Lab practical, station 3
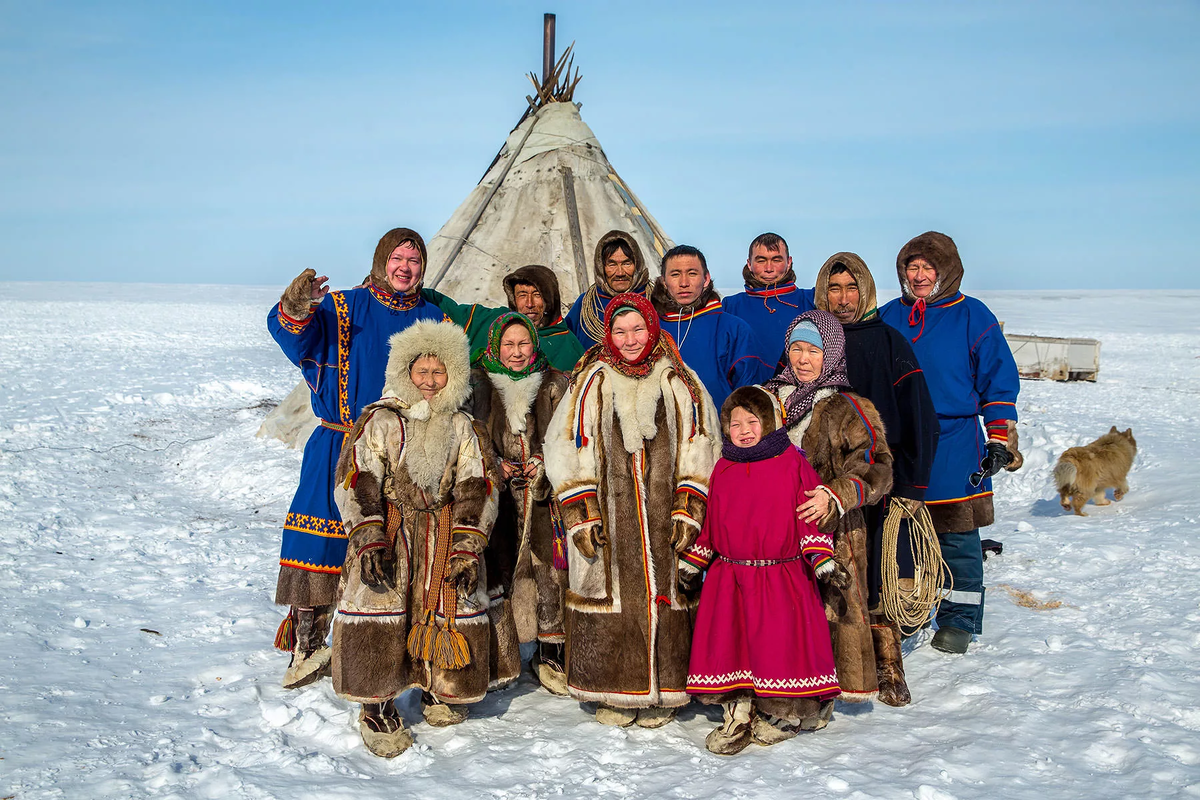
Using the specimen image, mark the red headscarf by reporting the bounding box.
[598,293,702,407]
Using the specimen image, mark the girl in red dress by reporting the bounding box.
[682,386,846,755]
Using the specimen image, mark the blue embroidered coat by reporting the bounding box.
[267,284,447,601]
[722,282,816,373]
[879,293,1018,530]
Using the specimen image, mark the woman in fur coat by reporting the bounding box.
[762,310,895,730]
[683,386,844,755]
[545,293,721,728]
[332,320,499,758]
[470,312,571,694]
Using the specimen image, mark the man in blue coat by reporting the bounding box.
[879,232,1023,654]
[267,227,448,687]
[564,230,653,351]
[650,244,770,410]
[722,232,816,372]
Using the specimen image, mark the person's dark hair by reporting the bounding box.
[661,244,708,275]
[748,232,789,260]
[601,240,634,264]
[510,280,538,293]
[828,261,851,277]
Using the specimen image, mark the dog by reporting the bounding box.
[1054,427,1137,516]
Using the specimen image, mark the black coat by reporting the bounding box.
[842,315,939,501]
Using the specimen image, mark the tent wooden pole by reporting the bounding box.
[543,14,556,86]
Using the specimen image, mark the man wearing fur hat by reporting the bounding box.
[815,252,940,702]
[564,230,654,351]
[333,320,498,756]
[651,244,770,410]
[722,232,817,372]
[879,232,1022,654]
[267,228,449,689]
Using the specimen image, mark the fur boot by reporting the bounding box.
[872,619,911,707]
[635,706,677,729]
[705,699,752,755]
[750,709,800,746]
[535,642,568,696]
[422,692,469,727]
[798,698,835,732]
[595,704,638,727]
[282,605,332,689]
[358,701,413,758]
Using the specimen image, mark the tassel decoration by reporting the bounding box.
[551,505,569,571]
[433,626,471,670]
[274,611,296,652]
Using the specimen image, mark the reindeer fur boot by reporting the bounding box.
[705,698,752,755]
[281,605,332,689]
[422,692,469,727]
[872,619,911,707]
[595,704,637,727]
[634,706,677,729]
[535,642,568,696]
[798,698,835,732]
[358,701,413,758]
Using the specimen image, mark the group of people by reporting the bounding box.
[266,225,1023,758]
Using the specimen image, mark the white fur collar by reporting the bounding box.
[486,371,544,434]
[779,385,838,448]
[602,358,675,454]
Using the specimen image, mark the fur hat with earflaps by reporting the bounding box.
[381,320,471,420]
[370,227,429,296]
[720,386,784,438]
[895,231,964,304]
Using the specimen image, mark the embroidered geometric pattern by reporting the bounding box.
[368,282,420,311]
[284,512,347,539]
[687,670,839,694]
[280,557,342,574]
[660,298,723,322]
[332,291,352,425]
[276,303,311,335]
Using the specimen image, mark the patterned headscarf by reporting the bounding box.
[763,309,851,427]
[477,312,549,379]
[598,293,702,407]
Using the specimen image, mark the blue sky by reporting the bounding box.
[2,1,1197,291]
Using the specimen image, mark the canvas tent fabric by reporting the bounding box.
[259,99,674,449]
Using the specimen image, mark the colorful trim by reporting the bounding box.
[368,282,420,311]
[572,367,603,447]
[559,487,597,507]
[331,291,352,425]
[845,476,866,508]
[985,421,1009,442]
[893,368,923,386]
[675,480,707,500]
[276,303,312,335]
[687,670,839,697]
[279,558,342,574]
[680,550,711,570]
[745,282,798,298]
[981,401,1016,409]
[659,299,722,323]
[283,512,347,539]
[840,392,878,464]
[926,491,994,505]
[347,520,383,537]
[320,418,352,434]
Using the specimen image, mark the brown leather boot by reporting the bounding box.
[872,617,911,707]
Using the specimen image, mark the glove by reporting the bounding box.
[359,547,390,588]
[444,555,478,596]
[670,519,699,554]
[970,441,1014,487]
[571,524,606,560]
[815,558,851,589]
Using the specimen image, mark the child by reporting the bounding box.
[681,386,846,755]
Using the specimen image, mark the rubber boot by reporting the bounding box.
[705,698,752,755]
[359,701,413,758]
[872,618,912,707]
[931,626,972,654]
[282,605,332,689]
[535,641,569,696]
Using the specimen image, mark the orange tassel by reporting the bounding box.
[274,612,296,652]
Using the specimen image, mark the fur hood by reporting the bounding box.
[895,231,963,303]
[381,320,471,419]
[720,385,783,437]
[503,264,563,326]
[741,263,797,290]
[815,251,878,323]
[650,276,720,315]
[370,227,428,296]
[593,230,650,296]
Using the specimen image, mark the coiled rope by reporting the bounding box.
[881,499,950,629]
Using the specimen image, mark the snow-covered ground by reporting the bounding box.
[2,283,1198,799]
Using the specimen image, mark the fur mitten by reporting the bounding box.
[281,268,318,320]
[670,519,699,553]
[1004,420,1024,471]
[571,524,606,559]
[815,558,851,589]
[445,554,478,595]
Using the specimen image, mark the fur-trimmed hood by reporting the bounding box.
[381,320,471,419]
[895,231,963,303]
[815,252,878,324]
[741,263,797,290]
[370,227,428,296]
[650,277,720,315]
[593,230,650,296]
[503,264,563,326]
[720,385,783,437]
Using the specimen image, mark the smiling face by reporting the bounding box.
[728,406,764,448]
[386,242,424,294]
[748,244,792,284]
[603,245,637,293]
[905,256,937,299]
[826,269,860,323]
[511,283,545,326]
[498,322,536,372]
[610,310,650,363]
[409,355,448,400]
[788,341,825,383]
[662,254,711,307]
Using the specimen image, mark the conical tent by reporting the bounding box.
[426,99,672,307]
[258,46,674,448]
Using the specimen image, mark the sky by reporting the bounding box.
[1,1,1197,291]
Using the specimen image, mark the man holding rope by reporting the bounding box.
[814,252,940,704]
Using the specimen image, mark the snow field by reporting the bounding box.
[1,284,1197,799]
